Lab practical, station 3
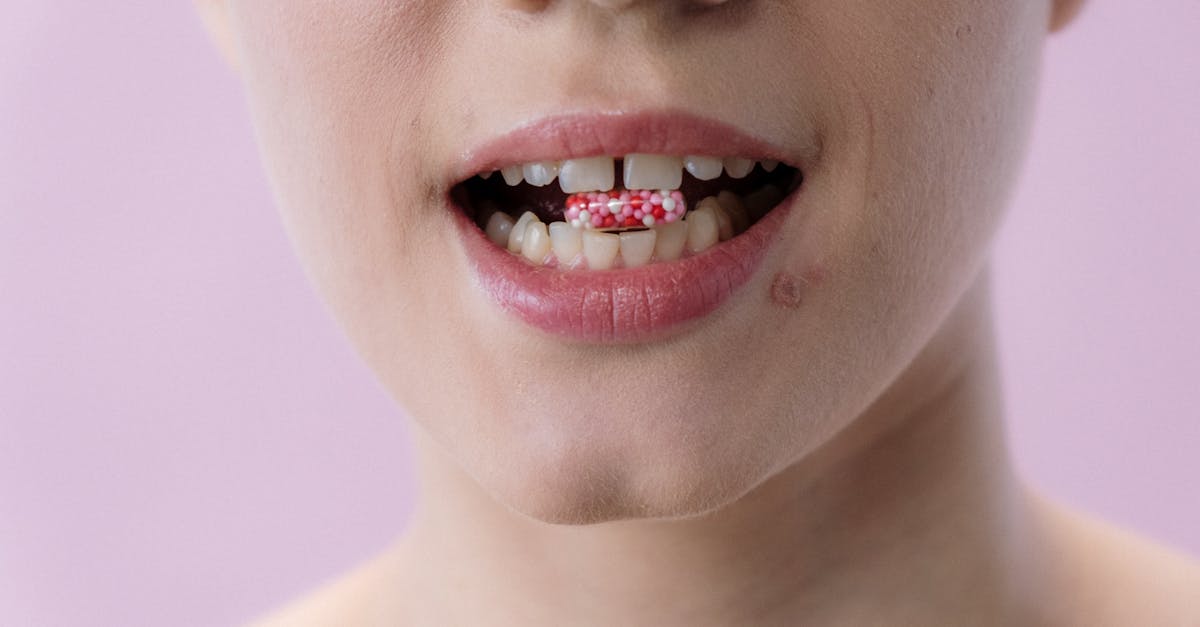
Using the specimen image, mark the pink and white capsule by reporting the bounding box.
[565,189,687,230]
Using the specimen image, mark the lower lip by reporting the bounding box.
[452,190,800,343]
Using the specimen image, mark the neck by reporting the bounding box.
[392,266,1035,626]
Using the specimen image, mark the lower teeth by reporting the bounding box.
[482,186,783,270]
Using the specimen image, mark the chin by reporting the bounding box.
[452,394,789,526]
[490,453,768,527]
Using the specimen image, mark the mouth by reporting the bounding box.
[454,154,801,269]
[447,111,812,343]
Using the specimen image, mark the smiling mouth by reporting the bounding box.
[451,153,802,270]
[446,111,813,342]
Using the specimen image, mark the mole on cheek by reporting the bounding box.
[770,272,804,309]
[770,266,825,309]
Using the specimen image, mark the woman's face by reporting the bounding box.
[211,1,1049,523]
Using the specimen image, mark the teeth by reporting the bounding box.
[485,212,516,248]
[521,219,551,264]
[684,155,723,181]
[723,157,754,179]
[482,153,792,267]
[549,221,583,267]
[495,154,784,192]
[559,156,615,194]
[685,204,719,253]
[583,231,620,270]
[488,192,758,266]
[623,154,683,191]
[716,190,749,235]
[653,220,688,262]
[507,211,537,253]
[697,197,734,242]
[618,230,656,268]
[501,165,524,186]
[522,161,560,187]
[714,207,734,241]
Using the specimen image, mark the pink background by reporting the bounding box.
[2,2,1197,625]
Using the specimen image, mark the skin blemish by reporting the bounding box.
[770,271,804,309]
[770,266,825,309]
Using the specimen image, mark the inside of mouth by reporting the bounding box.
[451,156,802,271]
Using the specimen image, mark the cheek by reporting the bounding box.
[226,2,459,343]
[812,1,1045,302]
[875,2,1044,248]
[737,1,1049,452]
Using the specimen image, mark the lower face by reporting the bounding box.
[226,1,1046,523]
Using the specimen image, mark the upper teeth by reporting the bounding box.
[491,154,776,194]
[559,156,615,193]
[722,157,754,179]
[684,155,723,181]
[623,154,683,190]
[522,161,560,187]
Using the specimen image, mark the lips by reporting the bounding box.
[447,110,810,343]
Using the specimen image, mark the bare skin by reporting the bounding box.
[192,0,1200,624]
[249,270,1199,625]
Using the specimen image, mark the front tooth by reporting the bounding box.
[508,211,537,253]
[485,212,516,248]
[619,230,657,268]
[521,220,551,264]
[760,160,779,173]
[623,154,683,191]
[559,156,615,193]
[522,161,560,187]
[686,204,719,253]
[549,221,583,267]
[723,157,754,179]
[582,231,620,270]
[653,220,688,261]
[684,155,723,181]
[501,165,524,186]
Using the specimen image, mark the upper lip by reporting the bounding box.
[449,108,816,185]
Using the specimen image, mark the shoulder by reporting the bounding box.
[245,549,408,627]
[1032,494,1200,626]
